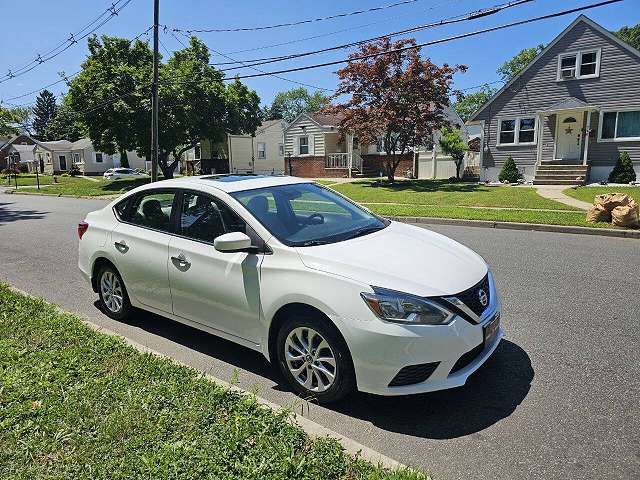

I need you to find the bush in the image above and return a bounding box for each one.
[499,156,522,183]
[69,165,81,177]
[608,151,636,184]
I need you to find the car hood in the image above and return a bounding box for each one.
[295,221,487,297]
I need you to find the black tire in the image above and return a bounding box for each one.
[276,314,355,404]
[97,265,132,321]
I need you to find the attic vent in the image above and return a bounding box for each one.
[563,117,577,123]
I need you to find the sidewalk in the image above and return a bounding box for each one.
[534,185,592,210]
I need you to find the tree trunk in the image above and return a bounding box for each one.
[158,152,179,179]
[455,158,463,179]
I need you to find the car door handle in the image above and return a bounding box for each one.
[171,253,191,269]
[114,240,129,252]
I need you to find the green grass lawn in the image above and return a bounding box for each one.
[563,186,640,205]
[331,179,578,210]
[366,203,611,228]
[314,179,339,186]
[2,174,59,186]
[21,177,150,197]
[0,284,423,480]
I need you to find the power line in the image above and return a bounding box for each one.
[0,0,134,85]
[207,0,535,72]
[1,26,153,107]
[166,0,623,85]
[174,0,422,33]
[170,30,332,92]
[220,0,462,56]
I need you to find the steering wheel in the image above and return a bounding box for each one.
[306,212,325,225]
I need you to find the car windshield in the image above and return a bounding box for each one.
[232,182,388,247]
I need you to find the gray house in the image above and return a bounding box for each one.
[468,15,640,184]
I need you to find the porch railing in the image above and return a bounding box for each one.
[325,152,364,171]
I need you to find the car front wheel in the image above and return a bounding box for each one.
[97,265,131,320]
[276,315,355,404]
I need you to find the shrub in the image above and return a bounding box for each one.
[608,151,636,184]
[499,156,522,183]
[69,166,81,177]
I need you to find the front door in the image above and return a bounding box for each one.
[58,155,67,170]
[168,191,263,343]
[555,113,583,161]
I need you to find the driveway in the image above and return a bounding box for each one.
[0,193,638,480]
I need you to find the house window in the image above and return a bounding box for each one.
[497,116,537,146]
[376,138,385,153]
[278,143,284,156]
[95,153,103,163]
[599,109,640,142]
[557,49,600,80]
[299,136,309,155]
[257,142,266,159]
[73,153,81,164]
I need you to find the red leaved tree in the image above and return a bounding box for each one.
[326,38,465,181]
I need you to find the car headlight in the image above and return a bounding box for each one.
[361,287,455,325]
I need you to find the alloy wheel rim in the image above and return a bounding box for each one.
[284,327,337,393]
[100,271,123,313]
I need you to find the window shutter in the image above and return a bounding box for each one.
[309,135,315,155]
[294,136,300,156]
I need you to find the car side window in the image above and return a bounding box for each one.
[179,192,247,243]
[128,191,176,232]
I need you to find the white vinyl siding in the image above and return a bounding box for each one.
[284,115,325,157]
[497,116,537,146]
[598,108,640,142]
[556,49,601,81]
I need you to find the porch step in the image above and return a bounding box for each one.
[533,179,586,185]
[533,163,588,185]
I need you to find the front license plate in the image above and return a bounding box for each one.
[483,313,500,344]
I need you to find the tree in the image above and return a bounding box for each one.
[68,35,153,165]
[1,107,21,136]
[32,89,58,139]
[497,44,545,81]
[69,34,261,179]
[439,127,467,179]
[453,84,497,122]
[327,37,465,181]
[498,156,522,183]
[264,87,330,122]
[43,97,87,141]
[608,151,636,184]
[614,23,640,50]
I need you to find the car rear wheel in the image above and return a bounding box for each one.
[98,266,131,320]
[276,314,355,404]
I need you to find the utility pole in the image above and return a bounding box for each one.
[150,0,160,182]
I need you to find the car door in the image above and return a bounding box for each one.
[111,189,177,313]
[168,190,264,343]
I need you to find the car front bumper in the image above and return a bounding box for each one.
[345,273,503,396]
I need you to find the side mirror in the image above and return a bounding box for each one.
[214,232,252,253]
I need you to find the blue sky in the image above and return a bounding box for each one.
[0,0,637,109]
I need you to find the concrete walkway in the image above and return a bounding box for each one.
[535,185,592,210]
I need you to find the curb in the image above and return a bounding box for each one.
[388,216,640,239]
[3,189,119,200]
[5,284,406,473]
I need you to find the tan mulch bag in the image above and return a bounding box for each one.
[594,193,631,211]
[586,204,611,223]
[611,200,640,228]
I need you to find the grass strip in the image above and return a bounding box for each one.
[0,284,423,480]
[563,186,640,205]
[20,177,150,197]
[365,203,612,229]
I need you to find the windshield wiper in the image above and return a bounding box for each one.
[345,226,384,240]
[299,239,330,247]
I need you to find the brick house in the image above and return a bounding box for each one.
[283,110,467,179]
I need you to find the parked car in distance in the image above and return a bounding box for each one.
[78,175,502,403]
[103,168,148,180]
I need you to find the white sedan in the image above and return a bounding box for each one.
[103,168,148,180]
[78,175,502,403]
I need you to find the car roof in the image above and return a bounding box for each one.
[141,174,314,194]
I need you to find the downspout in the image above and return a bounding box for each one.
[583,110,592,167]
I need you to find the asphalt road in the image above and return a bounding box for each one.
[1,192,639,480]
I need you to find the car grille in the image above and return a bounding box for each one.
[388,362,440,387]
[455,274,490,317]
[449,343,484,375]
